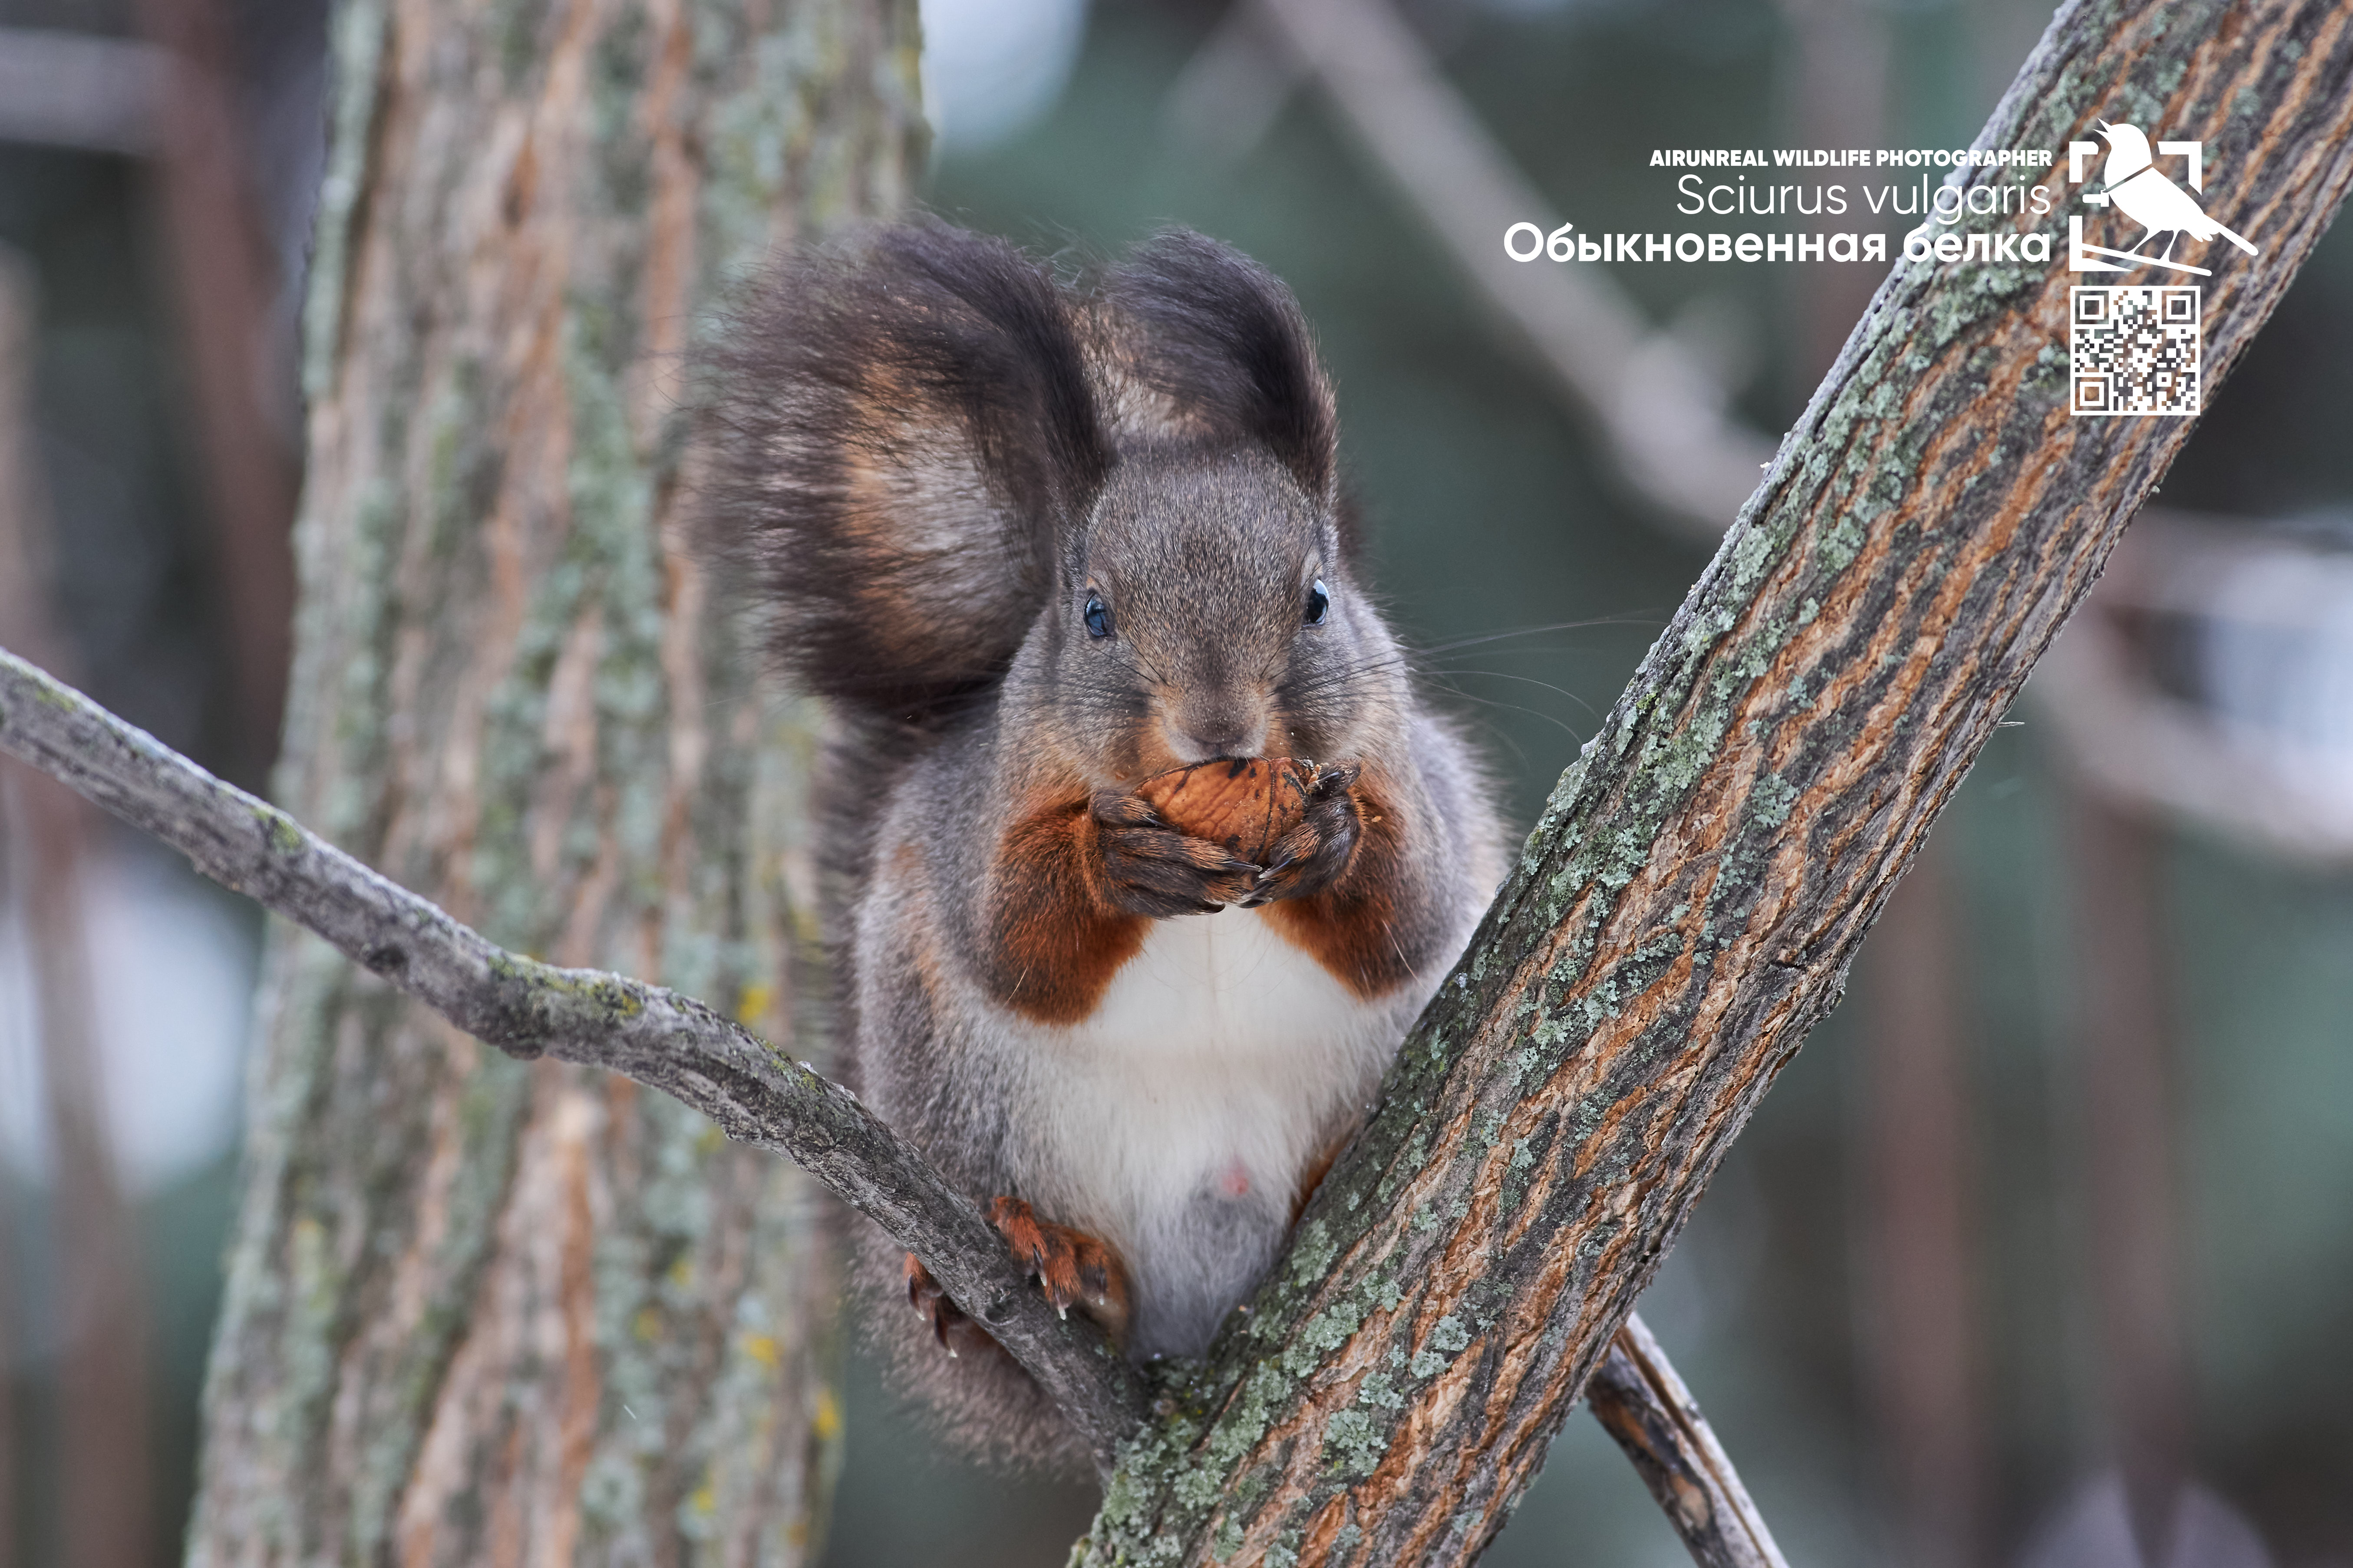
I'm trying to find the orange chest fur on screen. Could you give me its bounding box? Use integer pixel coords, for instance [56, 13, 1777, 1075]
[982, 790, 1415, 1026]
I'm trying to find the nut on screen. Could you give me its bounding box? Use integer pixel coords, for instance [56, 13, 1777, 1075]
[1137, 757, 1316, 865]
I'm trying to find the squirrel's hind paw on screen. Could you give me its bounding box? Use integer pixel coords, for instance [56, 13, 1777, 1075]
[900, 1204, 1133, 1361]
[903, 1253, 1004, 1361]
[987, 1196, 1133, 1344]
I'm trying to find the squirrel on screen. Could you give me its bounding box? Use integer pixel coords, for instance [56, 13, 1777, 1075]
[702, 222, 1507, 1469]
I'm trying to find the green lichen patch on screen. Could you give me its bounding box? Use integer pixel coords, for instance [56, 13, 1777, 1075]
[256, 804, 307, 856]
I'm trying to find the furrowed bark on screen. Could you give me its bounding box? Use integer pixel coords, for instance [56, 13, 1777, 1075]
[8, 0, 2340, 1555]
[174, 0, 926, 1561]
[1075, 0, 2353, 1561]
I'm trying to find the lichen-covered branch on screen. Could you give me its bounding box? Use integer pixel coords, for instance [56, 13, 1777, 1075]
[1254, 0, 1773, 543]
[0, 646, 1151, 1468]
[1077, 0, 2353, 1560]
[0, 648, 1776, 1549]
[14, 0, 2343, 1556]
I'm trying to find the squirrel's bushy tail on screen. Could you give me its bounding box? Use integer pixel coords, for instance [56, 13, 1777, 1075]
[703, 224, 1112, 722]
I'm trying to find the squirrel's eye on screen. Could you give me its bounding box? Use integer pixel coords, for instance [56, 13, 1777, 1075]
[1084, 593, 1113, 639]
[1304, 579, 1330, 626]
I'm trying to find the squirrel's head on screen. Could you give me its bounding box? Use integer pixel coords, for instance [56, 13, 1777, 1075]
[1052, 450, 1393, 780]
[1034, 232, 1401, 784]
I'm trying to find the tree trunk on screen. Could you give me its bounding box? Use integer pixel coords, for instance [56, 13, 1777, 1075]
[0, 0, 2314, 1560]
[2071, 794, 2190, 1558]
[184, 1, 922, 1563]
[1858, 850, 1983, 1568]
[0, 244, 156, 1568]
[1078, 0, 2353, 1559]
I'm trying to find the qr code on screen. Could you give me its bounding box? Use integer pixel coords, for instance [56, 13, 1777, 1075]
[2071, 287, 2201, 416]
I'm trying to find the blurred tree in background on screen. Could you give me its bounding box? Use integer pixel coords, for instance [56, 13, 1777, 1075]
[179, 0, 924, 1561]
[5, 0, 924, 1561]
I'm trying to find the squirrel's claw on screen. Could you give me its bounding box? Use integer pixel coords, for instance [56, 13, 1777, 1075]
[1089, 791, 1163, 830]
[904, 1208, 1132, 1360]
[1092, 791, 1260, 916]
[1235, 856, 1292, 909]
[903, 1252, 997, 1360]
[1312, 761, 1363, 797]
[1248, 769, 1363, 905]
[987, 1196, 1133, 1344]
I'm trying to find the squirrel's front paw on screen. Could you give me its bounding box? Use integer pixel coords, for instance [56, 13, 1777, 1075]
[1090, 791, 1260, 916]
[1242, 763, 1362, 906]
[988, 1196, 1132, 1343]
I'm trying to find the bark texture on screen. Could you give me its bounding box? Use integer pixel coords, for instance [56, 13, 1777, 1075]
[183, 0, 923, 1562]
[1076, 0, 2353, 1560]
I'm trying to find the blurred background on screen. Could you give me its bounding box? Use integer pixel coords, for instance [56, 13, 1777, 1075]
[0, 0, 2347, 1564]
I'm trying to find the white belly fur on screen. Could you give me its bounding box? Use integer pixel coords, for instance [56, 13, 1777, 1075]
[1007, 906, 1405, 1358]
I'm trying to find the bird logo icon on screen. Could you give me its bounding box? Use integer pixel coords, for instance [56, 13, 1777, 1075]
[2094, 122, 2258, 260]
[2069, 122, 2259, 275]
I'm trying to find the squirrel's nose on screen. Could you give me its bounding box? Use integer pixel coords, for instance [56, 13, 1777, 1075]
[1185, 724, 1249, 758]
[1168, 706, 1268, 763]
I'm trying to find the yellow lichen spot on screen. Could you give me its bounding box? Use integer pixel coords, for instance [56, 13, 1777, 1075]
[634, 1307, 663, 1342]
[667, 1255, 695, 1290]
[744, 1333, 780, 1369]
[735, 983, 774, 1024]
[813, 1385, 842, 1441]
[690, 1479, 717, 1517]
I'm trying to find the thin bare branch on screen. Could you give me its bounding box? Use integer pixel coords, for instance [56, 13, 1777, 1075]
[0, 645, 1776, 1555]
[0, 27, 162, 156]
[2035, 509, 2353, 862]
[1587, 1314, 1791, 1568]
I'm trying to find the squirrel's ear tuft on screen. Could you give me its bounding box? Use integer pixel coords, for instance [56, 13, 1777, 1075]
[1108, 229, 1339, 508]
[700, 223, 1111, 719]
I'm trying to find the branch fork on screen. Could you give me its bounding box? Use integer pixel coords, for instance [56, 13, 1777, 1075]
[0, 644, 1775, 1563]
